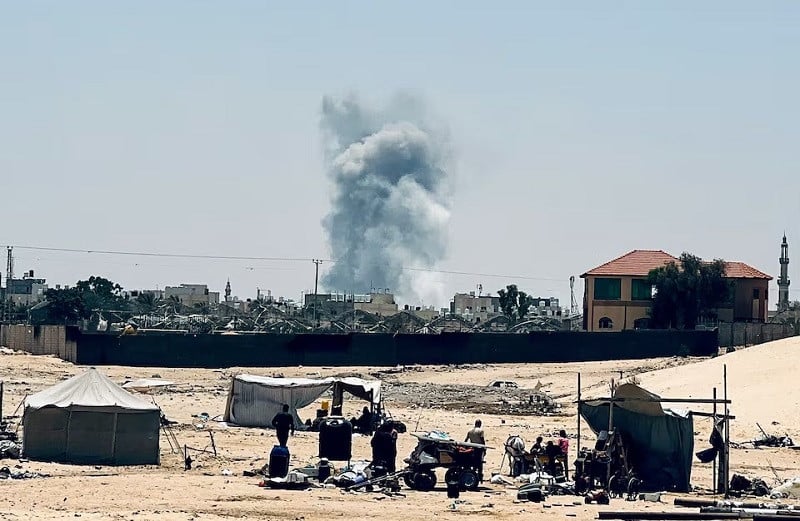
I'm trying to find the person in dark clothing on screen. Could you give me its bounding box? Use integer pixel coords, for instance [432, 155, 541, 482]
[356, 406, 374, 435]
[531, 436, 544, 454]
[544, 440, 562, 476]
[271, 404, 295, 447]
[370, 423, 397, 472]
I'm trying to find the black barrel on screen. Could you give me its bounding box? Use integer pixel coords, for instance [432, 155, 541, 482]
[318, 417, 352, 461]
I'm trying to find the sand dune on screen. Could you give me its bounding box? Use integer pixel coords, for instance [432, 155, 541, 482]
[637, 337, 800, 439]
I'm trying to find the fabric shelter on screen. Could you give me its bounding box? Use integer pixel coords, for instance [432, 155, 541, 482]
[223, 375, 381, 428]
[23, 368, 160, 465]
[579, 383, 694, 492]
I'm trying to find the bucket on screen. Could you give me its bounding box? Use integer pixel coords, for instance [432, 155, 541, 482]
[321, 400, 330, 411]
[446, 480, 460, 499]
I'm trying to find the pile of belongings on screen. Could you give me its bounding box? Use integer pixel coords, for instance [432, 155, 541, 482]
[0, 440, 20, 460]
[259, 470, 314, 490]
[515, 470, 574, 499]
[754, 434, 794, 448]
[0, 466, 49, 480]
[730, 474, 771, 497]
[771, 477, 800, 499]
[753, 423, 794, 448]
[331, 460, 373, 488]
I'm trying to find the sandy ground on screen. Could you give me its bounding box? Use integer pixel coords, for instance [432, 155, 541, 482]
[1, 338, 800, 520]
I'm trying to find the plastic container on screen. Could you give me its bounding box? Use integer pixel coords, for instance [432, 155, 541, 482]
[321, 400, 330, 411]
[318, 459, 331, 482]
[268, 445, 290, 478]
[447, 480, 460, 499]
[318, 417, 352, 461]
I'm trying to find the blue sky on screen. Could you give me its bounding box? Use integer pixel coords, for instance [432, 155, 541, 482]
[1, 1, 798, 308]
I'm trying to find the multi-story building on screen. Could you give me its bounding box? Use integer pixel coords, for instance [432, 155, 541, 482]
[581, 250, 772, 332]
[4, 271, 48, 306]
[354, 292, 399, 316]
[450, 292, 501, 323]
[529, 297, 562, 318]
[164, 284, 220, 308]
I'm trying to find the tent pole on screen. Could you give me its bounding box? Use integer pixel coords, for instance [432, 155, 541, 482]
[723, 364, 730, 499]
[576, 373, 581, 458]
[65, 409, 72, 460]
[111, 412, 118, 463]
[713, 387, 717, 495]
[606, 378, 614, 489]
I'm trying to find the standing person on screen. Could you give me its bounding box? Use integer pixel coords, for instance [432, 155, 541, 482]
[465, 419, 485, 444]
[271, 404, 295, 447]
[558, 429, 570, 479]
[465, 419, 486, 482]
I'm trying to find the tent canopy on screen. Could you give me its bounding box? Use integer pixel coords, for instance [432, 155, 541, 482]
[223, 374, 381, 428]
[26, 368, 160, 411]
[23, 368, 160, 465]
[579, 383, 694, 492]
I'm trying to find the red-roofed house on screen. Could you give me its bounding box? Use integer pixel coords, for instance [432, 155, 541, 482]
[581, 250, 773, 332]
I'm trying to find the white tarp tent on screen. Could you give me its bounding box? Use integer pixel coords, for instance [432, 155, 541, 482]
[23, 368, 161, 465]
[223, 375, 381, 428]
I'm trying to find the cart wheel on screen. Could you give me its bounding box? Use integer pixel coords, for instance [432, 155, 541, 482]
[444, 468, 462, 483]
[413, 471, 437, 491]
[459, 470, 479, 491]
[402, 472, 415, 489]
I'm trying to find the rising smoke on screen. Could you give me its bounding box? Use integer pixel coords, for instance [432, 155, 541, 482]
[320, 94, 451, 303]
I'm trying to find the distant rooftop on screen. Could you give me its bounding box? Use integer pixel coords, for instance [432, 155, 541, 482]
[582, 250, 772, 280]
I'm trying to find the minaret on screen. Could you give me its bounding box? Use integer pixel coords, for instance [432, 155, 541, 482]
[778, 234, 790, 311]
[225, 279, 232, 303]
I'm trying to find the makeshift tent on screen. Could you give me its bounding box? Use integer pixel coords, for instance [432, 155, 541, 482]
[23, 368, 160, 465]
[223, 375, 381, 428]
[579, 383, 694, 492]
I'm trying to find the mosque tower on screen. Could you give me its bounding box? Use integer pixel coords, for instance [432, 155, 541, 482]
[778, 234, 790, 311]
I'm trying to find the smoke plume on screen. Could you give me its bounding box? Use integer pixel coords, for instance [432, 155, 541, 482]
[320, 94, 451, 303]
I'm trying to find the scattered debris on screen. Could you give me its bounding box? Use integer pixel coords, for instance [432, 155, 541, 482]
[0, 442, 19, 459]
[0, 466, 48, 480]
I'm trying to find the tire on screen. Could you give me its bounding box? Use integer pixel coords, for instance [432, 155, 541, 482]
[459, 470, 479, 491]
[403, 472, 415, 489]
[413, 471, 437, 491]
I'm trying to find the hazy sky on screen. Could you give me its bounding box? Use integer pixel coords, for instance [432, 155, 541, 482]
[2, 1, 798, 309]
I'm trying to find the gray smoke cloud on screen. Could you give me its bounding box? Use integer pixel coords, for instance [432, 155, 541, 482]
[320, 94, 451, 303]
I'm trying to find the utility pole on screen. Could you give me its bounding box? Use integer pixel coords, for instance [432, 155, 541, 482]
[312, 259, 322, 328]
[6, 247, 13, 283]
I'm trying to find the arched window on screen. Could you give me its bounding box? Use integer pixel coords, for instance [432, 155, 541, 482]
[598, 317, 613, 329]
[633, 318, 650, 330]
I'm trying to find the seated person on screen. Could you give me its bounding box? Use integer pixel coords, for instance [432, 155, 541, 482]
[352, 406, 374, 435]
[544, 440, 563, 476]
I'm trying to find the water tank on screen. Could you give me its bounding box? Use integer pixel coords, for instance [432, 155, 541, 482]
[268, 445, 290, 478]
[318, 417, 352, 461]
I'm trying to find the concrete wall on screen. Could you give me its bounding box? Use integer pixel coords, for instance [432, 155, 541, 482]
[0, 324, 77, 362]
[717, 322, 796, 348]
[74, 329, 718, 368]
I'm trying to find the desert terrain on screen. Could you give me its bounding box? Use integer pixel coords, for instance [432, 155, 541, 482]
[1, 337, 800, 520]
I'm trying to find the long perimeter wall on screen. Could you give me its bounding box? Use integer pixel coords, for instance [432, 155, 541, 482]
[74, 329, 718, 368]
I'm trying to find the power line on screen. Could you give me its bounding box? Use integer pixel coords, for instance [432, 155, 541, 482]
[6, 243, 567, 282]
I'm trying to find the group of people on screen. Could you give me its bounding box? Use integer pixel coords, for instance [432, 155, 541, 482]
[271, 403, 398, 473]
[530, 429, 570, 478]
